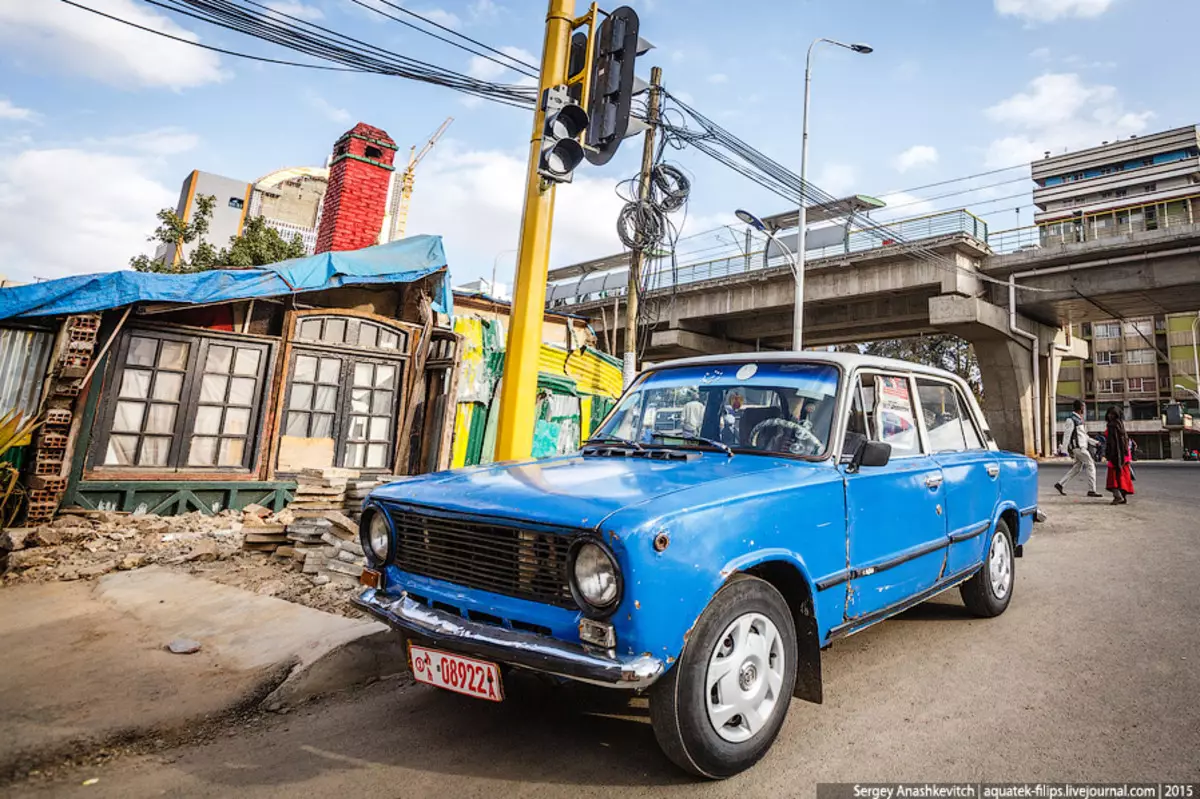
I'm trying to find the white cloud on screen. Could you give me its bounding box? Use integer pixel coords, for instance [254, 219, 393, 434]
[982, 72, 1153, 167]
[306, 92, 353, 125]
[707, 73, 729, 85]
[893, 144, 939, 173]
[265, 1, 324, 21]
[0, 0, 229, 90]
[417, 8, 462, 28]
[874, 190, 940, 221]
[404, 141, 627, 280]
[670, 50, 685, 63]
[995, 0, 1115, 23]
[468, 0, 501, 24]
[814, 163, 858, 197]
[0, 131, 197, 282]
[1029, 46, 1052, 61]
[0, 99, 38, 122]
[466, 45, 537, 85]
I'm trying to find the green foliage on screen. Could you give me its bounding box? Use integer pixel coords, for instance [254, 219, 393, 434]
[131, 194, 306, 273]
[215, 215, 307, 267]
[845, 334, 983, 400]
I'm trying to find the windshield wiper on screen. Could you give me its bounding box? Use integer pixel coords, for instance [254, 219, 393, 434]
[584, 435, 644, 451]
[652, 432, 734, 458]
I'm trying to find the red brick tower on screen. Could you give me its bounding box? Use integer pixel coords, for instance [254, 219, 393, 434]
[314, 123, 397, 253]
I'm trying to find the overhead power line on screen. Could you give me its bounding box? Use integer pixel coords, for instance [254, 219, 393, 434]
[59, 0, 368, 71]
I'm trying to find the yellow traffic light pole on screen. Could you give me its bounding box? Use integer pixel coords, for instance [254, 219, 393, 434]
[493, 0, 576, 461]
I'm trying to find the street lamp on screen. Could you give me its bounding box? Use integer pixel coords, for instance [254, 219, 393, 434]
[796, 37, 873, 351]
[736, 209, 798, 278]
[1175, 384, 1200, 402]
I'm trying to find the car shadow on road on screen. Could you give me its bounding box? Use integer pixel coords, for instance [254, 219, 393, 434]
[171, 674, 693, 791]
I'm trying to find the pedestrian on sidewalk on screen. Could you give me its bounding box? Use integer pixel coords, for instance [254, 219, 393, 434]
[1055, 399, 1101, 497]
[1104, 406, 1135, 505]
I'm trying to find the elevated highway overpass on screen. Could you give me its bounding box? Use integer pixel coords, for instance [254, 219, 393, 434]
[547, 208, 1200, 457]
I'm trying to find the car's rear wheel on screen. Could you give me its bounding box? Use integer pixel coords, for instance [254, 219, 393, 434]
[648, 575, 797, 779]
[959, 518, 1015, 618]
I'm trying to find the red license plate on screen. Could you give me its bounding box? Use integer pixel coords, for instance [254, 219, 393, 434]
[408, 644, 503, 702]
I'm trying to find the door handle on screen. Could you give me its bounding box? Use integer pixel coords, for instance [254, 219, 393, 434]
[925, 475, 943, 489]
[986, 464, 1000, 478]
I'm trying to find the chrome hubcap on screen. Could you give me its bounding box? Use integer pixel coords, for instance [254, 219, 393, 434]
[705, 612, 785, 744]
[989, 531, 1013, 599]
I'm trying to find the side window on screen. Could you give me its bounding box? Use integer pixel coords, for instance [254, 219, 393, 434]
[858, 373, 921, 457]
[956, 389, 985, 450]
[916, 379, 969, 453]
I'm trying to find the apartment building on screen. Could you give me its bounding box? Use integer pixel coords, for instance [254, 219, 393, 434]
[1033, 125, 1200, 245]
[1056, 311, 1200, 458]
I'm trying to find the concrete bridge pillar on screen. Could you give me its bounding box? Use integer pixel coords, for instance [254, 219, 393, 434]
[930, 295, 1088, 455]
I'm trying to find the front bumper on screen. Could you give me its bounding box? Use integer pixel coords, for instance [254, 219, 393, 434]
[353, 588, 665, 690]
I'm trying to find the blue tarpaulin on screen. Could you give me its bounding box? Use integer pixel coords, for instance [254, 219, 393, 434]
[0, 235, 454, 321]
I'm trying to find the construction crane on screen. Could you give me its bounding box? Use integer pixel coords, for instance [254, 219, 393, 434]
[385, 117, 453, 243]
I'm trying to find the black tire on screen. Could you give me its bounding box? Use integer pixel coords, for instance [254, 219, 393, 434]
[648, 575, 797, 779]
[959, 517, 1016, 618]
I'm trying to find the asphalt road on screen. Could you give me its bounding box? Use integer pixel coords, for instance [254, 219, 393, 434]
[14, 464, 1200, 797]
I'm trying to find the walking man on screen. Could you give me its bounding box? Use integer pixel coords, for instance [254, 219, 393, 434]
[1055, 399, 1101, 497]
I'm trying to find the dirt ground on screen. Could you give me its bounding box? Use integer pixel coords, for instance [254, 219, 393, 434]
[1, 510, 365, 618]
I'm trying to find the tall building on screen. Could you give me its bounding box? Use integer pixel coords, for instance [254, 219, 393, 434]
[315, 123, 397, 254]
[1033, 125, 1200, 245]
[248, 166, 329, 256]
[1056, 312, 1200, 458]
[154, 170, 252, 266]
[1032, 126, 1200, 457]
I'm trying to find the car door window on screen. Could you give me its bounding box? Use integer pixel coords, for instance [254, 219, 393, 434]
[916, 380, 970, 453]
[956, 388, 985, 450]
[870, 374, 921, 457]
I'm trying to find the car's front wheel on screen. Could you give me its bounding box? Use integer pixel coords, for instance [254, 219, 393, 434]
[648, 575, 797, 779]
[959, 518, 1015, 618]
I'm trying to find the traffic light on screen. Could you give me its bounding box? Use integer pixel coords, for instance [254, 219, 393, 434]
[585, 6, 652, 166]
[537, 85, 589, 183]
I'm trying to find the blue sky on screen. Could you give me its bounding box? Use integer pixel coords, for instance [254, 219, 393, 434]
[0, 0, 1191, 285]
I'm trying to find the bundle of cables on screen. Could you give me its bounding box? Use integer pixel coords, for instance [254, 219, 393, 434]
[616, 163, 691, 253]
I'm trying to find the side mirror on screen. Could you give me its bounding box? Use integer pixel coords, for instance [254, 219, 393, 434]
[846, 439, 891, 473]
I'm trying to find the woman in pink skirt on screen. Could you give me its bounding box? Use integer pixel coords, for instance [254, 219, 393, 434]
[1103, 406, 1135, 504]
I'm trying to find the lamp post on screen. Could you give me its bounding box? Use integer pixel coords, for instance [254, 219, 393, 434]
[1174, 384, 1200, 402]
[796, 37, 873, 351]
[1191, 312, 1200, 403]
[490, 248, 517, 299]
[736, 207, 799, 276]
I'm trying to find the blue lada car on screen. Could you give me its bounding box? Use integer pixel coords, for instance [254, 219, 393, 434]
[353, 352, 1040, 779]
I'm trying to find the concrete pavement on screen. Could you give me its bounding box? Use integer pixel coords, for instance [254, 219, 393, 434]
[8, 464, 1199, 796]
[0, 567, 401, 781]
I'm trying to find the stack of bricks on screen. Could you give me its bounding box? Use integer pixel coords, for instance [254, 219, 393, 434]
[27, 314, 101, 524]
[314, 122, 397, 254]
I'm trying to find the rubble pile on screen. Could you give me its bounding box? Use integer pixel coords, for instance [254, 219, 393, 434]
[0, 510, 243, 583]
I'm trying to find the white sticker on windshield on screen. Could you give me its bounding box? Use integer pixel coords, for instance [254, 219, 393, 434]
[735, 363, 758, 380]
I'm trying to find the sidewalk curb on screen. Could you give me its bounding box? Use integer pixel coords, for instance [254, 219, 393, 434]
[266, 626, 407, 706]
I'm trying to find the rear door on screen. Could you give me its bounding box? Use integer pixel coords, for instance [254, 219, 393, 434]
[842, 372, 949, 621]
[915, 377, 1000, 578]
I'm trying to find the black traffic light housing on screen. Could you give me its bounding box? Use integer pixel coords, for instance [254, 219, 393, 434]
[585, 6, 651, 166]
[537, 85, 589, 183]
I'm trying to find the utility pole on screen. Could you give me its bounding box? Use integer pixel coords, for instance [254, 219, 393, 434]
[622, 65, 662, 387]
[492, 0, 575, 462]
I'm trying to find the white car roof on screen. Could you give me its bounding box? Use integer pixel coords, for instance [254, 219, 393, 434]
[651, 350, 963, 382]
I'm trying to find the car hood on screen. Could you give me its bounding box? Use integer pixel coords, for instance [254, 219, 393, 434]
[370, 452, 798, 530]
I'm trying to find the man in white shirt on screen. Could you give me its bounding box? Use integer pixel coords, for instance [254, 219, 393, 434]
[681, 391, 705, 436]
[1055, 399, 1101, 497]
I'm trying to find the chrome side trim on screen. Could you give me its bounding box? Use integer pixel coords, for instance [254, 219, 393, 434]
[352, 589, 665, 690]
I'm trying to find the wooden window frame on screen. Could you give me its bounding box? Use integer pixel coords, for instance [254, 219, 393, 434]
[88, 327, 275, 476]
[270, 309, 421, 478]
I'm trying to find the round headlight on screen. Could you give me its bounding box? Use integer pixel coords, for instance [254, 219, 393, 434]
[572, 541, 620, 611]
[363, 510, 391, 564]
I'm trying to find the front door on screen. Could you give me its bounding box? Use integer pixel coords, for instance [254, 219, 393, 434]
[843, 372, 948, 621]
[915, 377, 1000, 578]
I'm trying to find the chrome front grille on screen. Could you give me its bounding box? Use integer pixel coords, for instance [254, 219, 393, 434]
[384, 506, 576, 608]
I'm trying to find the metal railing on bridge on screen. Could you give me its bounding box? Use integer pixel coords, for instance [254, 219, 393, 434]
[987, 192, 1199, 254]
[546, 208, 988, 308]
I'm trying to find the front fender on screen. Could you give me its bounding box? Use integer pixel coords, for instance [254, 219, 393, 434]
[601, 461, 847, 666]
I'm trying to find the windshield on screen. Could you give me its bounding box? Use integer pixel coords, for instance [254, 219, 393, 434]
[595, 361, 841, 458]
